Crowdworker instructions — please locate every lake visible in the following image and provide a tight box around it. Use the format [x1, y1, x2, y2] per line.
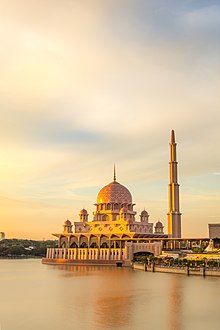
[0, 259, 220, 330]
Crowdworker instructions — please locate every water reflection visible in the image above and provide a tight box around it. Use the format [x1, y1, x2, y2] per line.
[53, 265, 99, 277]
[56, 266, 134, 329]
[1, 260, 220, 330]
[93, 269, 134, 329]
[168, 276, 183, 330]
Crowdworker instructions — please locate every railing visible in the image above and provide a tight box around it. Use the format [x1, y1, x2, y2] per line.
[132, 262, 220, 276]
[46, 248, 125, 261]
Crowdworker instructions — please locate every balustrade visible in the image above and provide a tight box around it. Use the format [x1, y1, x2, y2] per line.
[46, 247, 125, 261]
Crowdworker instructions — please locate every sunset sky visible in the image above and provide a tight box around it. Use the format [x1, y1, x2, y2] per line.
[0, 0, 220, 239]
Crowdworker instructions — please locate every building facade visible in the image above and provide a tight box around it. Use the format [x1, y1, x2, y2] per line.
[44, 172, 166, 266]
[209, 224, 220, 239]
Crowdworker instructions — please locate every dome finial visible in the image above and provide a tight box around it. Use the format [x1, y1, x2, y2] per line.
[113, 163, 116, 182]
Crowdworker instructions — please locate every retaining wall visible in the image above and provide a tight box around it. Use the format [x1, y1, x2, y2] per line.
[132, 263, 220, 277]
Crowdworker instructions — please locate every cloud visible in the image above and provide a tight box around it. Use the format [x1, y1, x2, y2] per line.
[0, 0, 220, 238]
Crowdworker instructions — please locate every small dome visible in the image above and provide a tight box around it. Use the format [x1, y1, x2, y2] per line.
[64, 220, 72, 226]
[155, 221, 163, 227]
[79, 209, 88, 214]
[97, 181, 132, 204]
[141, 210, 148, 216]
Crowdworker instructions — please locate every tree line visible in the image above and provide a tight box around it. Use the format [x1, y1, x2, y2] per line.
[0, 239, 58, 258]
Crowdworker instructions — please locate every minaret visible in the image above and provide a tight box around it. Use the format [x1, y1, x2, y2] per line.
[167, 130, 182, 238]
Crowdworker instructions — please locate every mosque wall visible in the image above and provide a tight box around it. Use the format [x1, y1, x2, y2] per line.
[44, 241, 162, 266]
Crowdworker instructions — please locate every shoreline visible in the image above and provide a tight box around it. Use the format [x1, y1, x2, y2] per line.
[0, 256, 42, 260]
[41, 258, 220, 277]
[132, 262, 220, 277]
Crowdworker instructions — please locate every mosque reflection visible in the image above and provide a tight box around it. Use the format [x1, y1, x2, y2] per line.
[54, 265, 184, 329]
[55, 265, 133, 328]
[92, 269, 134, 328]
[168, 275, 183, 330]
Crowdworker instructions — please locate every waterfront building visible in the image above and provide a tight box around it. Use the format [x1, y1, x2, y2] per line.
[44, 171, 166, 265]
[43, 130, 182, 266]
[209, 224, 220, 238]
[0, 232, 5, 241]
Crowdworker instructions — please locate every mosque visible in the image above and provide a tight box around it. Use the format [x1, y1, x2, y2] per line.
[43, 130, 182, 266]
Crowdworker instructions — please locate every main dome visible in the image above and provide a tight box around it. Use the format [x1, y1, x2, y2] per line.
[97, 181, 132, 204]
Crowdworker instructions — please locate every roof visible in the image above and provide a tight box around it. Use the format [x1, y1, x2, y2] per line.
[97, 181, 132, 204]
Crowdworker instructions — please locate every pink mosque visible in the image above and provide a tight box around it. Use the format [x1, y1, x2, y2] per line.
[43, 130, 181, 266]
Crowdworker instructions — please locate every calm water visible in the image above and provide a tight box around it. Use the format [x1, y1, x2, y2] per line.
[0, 260, 220, 330]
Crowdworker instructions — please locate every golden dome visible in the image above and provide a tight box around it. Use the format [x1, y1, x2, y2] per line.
[79, 209, 88, 214]
[141, 210, 148, 216]
[155, 221, 163, 227]
[64, 220, 72, 226]
[97, 181, 132, 204]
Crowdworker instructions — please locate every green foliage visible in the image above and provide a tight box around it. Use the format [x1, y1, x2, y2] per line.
[191, 247, 205, 253]
[0, 239, 58, 258]
[182, 258, 188, 266]
[133, 252, 153, 263]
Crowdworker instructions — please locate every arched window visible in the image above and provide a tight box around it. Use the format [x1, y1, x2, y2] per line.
[114, 203, 119, 210]
[102, 215, 106, 221]
[107, 203, 111, 210]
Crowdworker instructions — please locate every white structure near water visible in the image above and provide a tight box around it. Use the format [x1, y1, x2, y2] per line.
[0, 232, 5, 241]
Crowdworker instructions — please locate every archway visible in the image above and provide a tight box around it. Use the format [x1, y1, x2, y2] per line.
[70, 241, 78, 248]
[100, 242, 109, 248]
[100, 235, 109, 247]
[69, 236, 78, 248]
[133, 251, 153, 263]
[61, 241, 67, 248]
[79, 235, 89, 248]
[60, 236, 68, 248]
[80, 242, 88, 248]
[90, 242, 98, 248]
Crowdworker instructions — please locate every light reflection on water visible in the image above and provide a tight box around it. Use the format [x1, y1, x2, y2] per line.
[0, 260, 220, 330]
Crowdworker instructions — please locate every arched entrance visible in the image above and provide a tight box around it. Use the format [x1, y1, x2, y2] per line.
[133, 251, 153, 263]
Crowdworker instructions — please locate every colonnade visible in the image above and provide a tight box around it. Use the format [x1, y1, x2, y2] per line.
[46, 247, 125, 261]
[59, 234, 128, 249]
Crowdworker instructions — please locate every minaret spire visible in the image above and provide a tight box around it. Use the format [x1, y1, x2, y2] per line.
[167, 130, 182, 238]
[171, 129, 175, 143]
[113, 163, 116, 182]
